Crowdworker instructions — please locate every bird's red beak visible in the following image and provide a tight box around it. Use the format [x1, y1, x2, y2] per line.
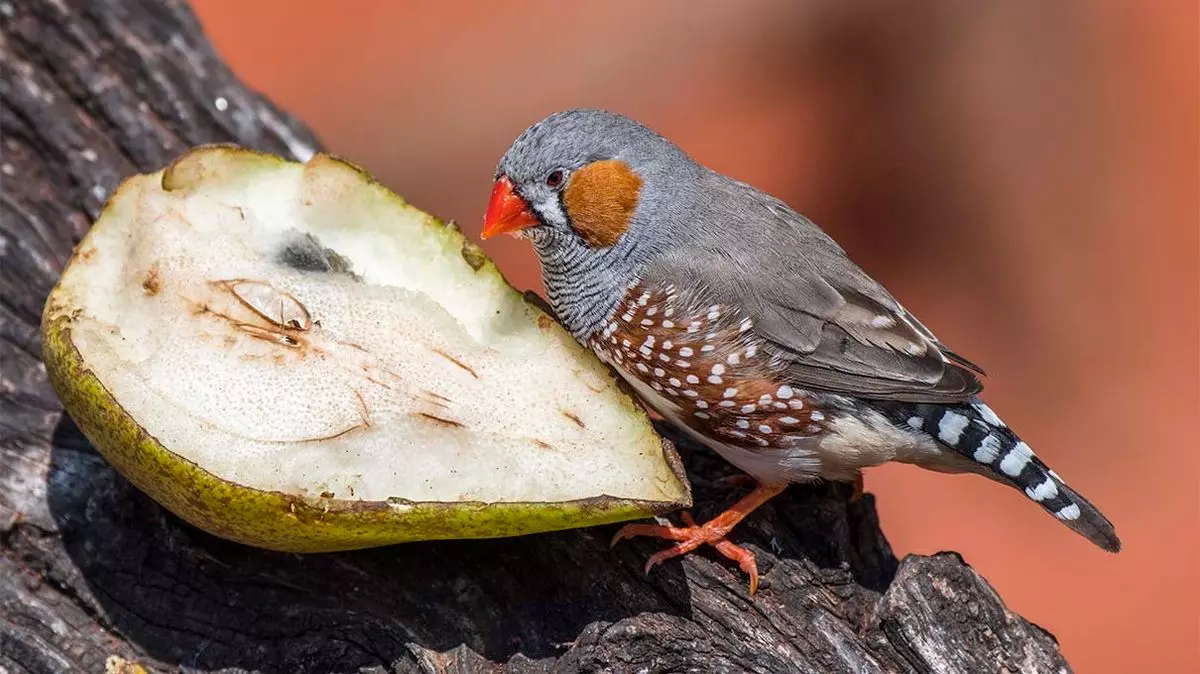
[481, 176, 539, 239]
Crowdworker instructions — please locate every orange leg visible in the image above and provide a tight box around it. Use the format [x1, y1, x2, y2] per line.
[611, 482, 787, 595]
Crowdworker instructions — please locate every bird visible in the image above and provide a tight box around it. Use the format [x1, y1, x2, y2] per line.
[480, 108, 1119, 594]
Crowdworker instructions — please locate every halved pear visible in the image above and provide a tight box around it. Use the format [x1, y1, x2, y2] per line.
[42, 146, 689, 552]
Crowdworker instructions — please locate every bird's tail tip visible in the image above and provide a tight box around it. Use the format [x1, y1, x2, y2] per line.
[1055, 480, 1121, 553]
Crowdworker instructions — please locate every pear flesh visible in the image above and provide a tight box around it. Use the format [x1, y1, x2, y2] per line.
[42, 147, 689, 551]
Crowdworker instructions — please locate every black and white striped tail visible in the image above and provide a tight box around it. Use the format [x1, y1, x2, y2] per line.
[877, 399, 1120, 553]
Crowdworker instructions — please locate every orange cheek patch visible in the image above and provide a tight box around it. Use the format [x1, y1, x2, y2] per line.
[562, 159, 643, 247]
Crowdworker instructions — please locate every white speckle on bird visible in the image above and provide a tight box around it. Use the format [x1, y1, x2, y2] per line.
[973, 403, 1005, 427]
[650, 381, 663, 391]
[759, 425, 773, 434]
[636, 363, 649, 373]
[688, 321, 701, 332]
[810, 411, 825, 421]
[789, 399, 804, 409]
[659, 354, 671, 362]
[711, 363, 726, 375]
[640, 319, 654, 326]
[0, 164, 13, 176]
[776, 385, 794, 399]
[772, 401, 787, 409]
[938, 411, 969, 445]
[662, 320, 674, 328]
[646, 306, 658, 316]
[639, 346, 651, 356]
[781, 416, 799, 424]
[723, 387, 738, 398]
[907, 416, 924, 430]
[759, 394, 773, 403]
[736, 419, 750, 429]
[740, 318, 752, 332]
[638, 292, 650, 306]
[1000, 442, 1033, 477]
[608, 322, 617, 332]
[1025, 477, 1059, 501]
[664, 307, 674, 317]
[81, 148, 98, 162]
[91, 185, 107, 200]
[701, 344, 715, 352]
[727, 353, 741, 365]
[730, 430, 746, 438]
[676, 360, 691, 368]
[974, 433, 1002, 463]
[622, 313, 633, 322]
[695, 400, 709, 409]
[870, 315, 895, 328]
[666, 388, 679, 396]
[707, 375, 722, 384]
[686, 374, 700, 384]
[707, 306, 720, 320]
[719, 400, 735, 408]
[653, 368, 665, 377]
[741, 404, 756, 413]
[668, 377, 681, 387]
[214, 96, 229, 111]
[678, 346, 693, 357]
[643, 335, 655, 346]
[695, 411, 710, 419]
[746, 344, 758, 357]
[684, 389, 698, 397]
[662, 340, 673, 349]
[1055, 503, 1081, 521]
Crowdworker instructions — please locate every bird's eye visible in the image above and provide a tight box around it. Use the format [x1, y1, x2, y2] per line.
[545, 169, 565, 189]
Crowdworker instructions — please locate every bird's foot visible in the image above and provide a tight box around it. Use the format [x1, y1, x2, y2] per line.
[612, 512, 762, 593]
[611, 482, 787, 595]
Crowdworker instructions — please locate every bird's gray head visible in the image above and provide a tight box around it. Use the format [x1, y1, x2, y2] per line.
[482, 109, 700, 341]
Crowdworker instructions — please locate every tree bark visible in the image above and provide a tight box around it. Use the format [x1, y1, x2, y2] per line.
[0, 1, 1072, 672]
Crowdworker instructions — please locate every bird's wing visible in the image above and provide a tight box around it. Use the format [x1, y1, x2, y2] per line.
[649, 191, 984, 403]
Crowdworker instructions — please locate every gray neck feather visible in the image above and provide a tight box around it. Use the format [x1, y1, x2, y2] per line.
[530, 228, 643, 343]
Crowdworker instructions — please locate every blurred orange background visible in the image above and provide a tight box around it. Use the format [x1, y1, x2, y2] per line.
[193, 2, 1197, 670]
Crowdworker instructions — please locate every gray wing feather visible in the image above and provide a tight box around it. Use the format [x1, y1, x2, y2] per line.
[649, 180, 982, 403]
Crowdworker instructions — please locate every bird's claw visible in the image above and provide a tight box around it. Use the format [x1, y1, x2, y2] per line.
[610, 515, 695, 548]
[614, 511, 761, 595]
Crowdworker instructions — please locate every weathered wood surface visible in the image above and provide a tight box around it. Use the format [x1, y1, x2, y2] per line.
[0, 1, 1072, 672]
